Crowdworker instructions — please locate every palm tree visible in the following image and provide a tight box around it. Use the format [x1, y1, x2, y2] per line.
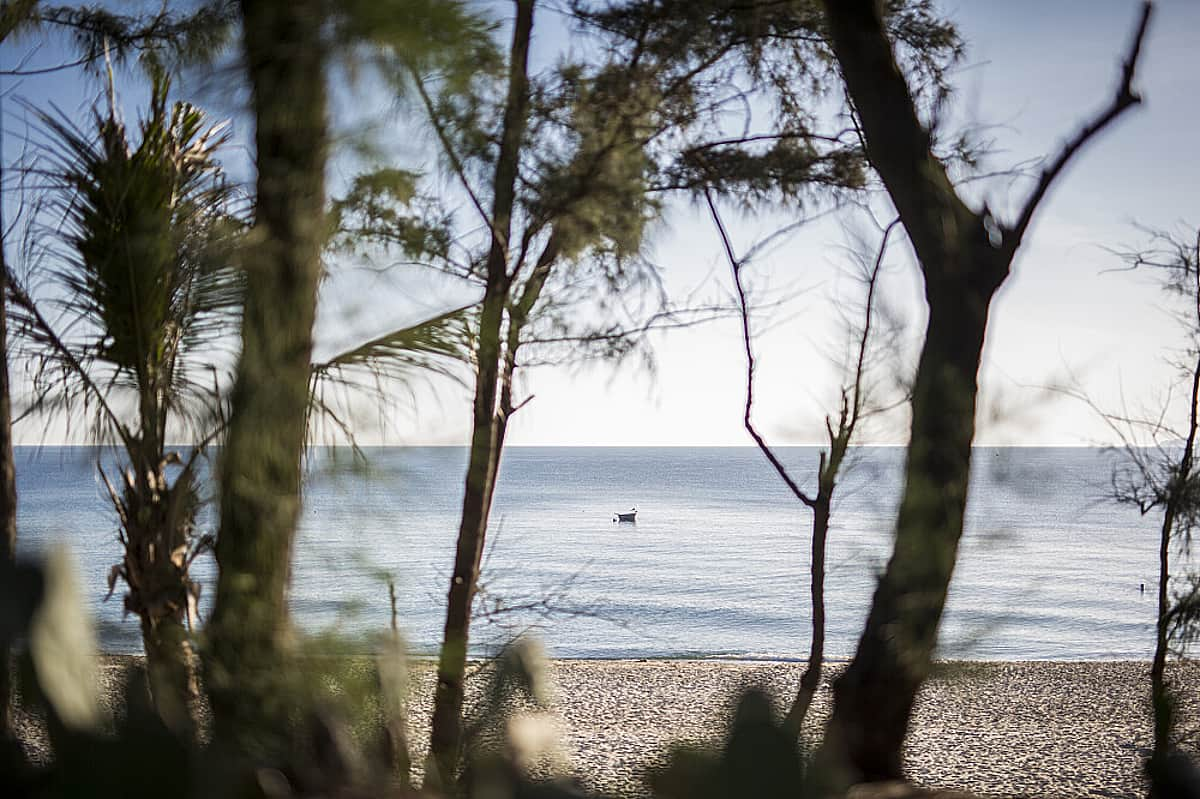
[11, 67, 241, 735]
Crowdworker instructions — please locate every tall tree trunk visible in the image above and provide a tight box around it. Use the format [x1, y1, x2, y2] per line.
[1150, 502, 1173, 795]
[128, 457, 200, 739]
[0, 61, 19, 740]
[0, 164, 17, 742]
[205, 0, 327, 760]
[815, 0, 1148, 783]
[429, 1, 535, 785]
[121, 383, 201, 736]
[822, 289, 998, 780]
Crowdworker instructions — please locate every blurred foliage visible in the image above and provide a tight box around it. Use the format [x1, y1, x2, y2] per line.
[1, 551, 602, 798]
[2, 1, 237, 72]
[0, 548, 853, 799]
[650, 690, 804, 799]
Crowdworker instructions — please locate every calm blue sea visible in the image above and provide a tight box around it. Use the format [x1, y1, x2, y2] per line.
[13, 446, 1167, 660]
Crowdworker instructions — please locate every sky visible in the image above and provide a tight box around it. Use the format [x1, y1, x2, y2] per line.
[3, 0, 1199, 447]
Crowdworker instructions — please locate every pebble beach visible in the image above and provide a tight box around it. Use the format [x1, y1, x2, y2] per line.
[17, 658, 1199, 798]
[529, 660, 1199, 798]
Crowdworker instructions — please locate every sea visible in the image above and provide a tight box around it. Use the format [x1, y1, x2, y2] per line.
[12, 446, 1171, 661]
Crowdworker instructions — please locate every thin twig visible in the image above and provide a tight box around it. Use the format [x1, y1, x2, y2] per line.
[405, 64, 496, 246]
[705, 188, 815, 508]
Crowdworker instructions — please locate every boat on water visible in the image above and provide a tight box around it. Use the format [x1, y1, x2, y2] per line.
[613, 507, 637, 523]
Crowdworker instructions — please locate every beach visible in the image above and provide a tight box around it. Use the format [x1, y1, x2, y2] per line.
[536, 660, 1195, 798]
[15, 657, 1197, 798]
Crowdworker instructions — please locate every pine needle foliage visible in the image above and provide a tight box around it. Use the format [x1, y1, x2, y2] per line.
[4, 1, 238, 72]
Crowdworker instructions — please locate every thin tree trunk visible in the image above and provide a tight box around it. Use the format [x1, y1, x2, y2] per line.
[784, 497, 829, 739]
[429, 1, 536, 785]
[1149, 352, 1200, 795]
[784, 430, 851, 741]
[1150, 502, 1173, 794]
[428, 273, 507, 787]
[205, 0, 327, 759]
[0, 163, 17, 742]
[0, 61, 20, 740]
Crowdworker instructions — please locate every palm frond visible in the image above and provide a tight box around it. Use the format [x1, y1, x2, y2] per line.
[24, 68, 242, 441]
[311, 303, 474, 384]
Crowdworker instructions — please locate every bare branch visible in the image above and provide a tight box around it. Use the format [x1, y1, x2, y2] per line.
[846, 217, 901, 432]
[1003, 1, 1153, 254]
[705, 188, 815, 508]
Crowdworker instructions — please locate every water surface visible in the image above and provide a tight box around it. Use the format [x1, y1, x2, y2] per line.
[15, 446, 1163, 660]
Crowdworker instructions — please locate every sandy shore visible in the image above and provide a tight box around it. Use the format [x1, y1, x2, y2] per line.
[17, 658, 1199, 798]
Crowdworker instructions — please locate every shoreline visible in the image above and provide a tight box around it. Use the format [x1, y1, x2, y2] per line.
[17, 656, 1195, 797]
[87, 651, 1164, 664]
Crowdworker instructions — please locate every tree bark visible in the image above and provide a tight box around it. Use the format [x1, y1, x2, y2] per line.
[429, 0, 536, 785]
[205, 0, 327, 760]
[784, 424, 853, 741]
[141, 611, 199, 737]
[1150, 500, 1173, 794]
[821, 289, 998, 780]
[122, 453, 201, 738]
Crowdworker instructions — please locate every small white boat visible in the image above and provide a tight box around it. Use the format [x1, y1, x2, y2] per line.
[613, 507, 637, 523]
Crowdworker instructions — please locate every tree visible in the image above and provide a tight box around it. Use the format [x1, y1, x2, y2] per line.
[9, 67, 240, 736]
[424, 3, 542, 782]
[709, 199, 900, 742]
[203, 0, 328, 761]
[0, 2, 31, 746]
[1088, 226, 1200, 797]
[0, 0, 235, 743]
[2, 1, 236, 75]
[814, 0, 1154, 784]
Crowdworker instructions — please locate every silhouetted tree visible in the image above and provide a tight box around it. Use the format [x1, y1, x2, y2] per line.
[583, 0, 958, 753]
[1085, 225, 1200, 797]
[814, 0, 1154, 784]
[425, 3, 541, 782]
[0, 4, 28, 745]
[394, 2, 962, 782]
[710, 202, 900, 742]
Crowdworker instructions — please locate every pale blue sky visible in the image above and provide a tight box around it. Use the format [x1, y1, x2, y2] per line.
[3, 1, 1198, 446]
